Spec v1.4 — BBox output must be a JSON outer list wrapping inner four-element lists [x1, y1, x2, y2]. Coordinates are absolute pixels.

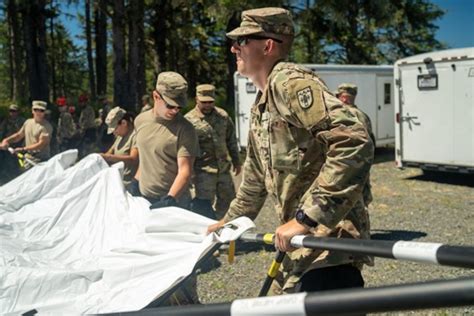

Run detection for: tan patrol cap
[[155, 72, 188, 108], [336, 83, 358, 97], [226, 7, 294, 40], [9, 104, 19, 111], [105, 106, 126, 134], [196, 84, 216, 102], [32, 100, 47, 111]]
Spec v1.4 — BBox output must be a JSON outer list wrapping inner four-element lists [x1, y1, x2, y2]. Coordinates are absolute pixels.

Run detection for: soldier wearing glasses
[[0, 100, 53, 169], [133, 72, 199, 210], [208, 8, 374, 295]]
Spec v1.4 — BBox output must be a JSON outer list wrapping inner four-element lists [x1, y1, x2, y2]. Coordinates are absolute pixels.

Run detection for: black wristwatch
[[295, 209, 318, 228]]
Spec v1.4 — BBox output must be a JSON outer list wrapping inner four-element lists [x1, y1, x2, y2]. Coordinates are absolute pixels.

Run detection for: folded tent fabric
[[0, 153, 254, 314]]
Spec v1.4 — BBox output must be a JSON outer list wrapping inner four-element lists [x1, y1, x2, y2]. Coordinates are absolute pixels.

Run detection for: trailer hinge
[[395, 79, 400, 86]]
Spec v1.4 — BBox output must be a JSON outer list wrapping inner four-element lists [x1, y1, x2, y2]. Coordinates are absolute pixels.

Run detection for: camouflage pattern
[[226, 7, 294, 39], [79, 105, 96, 131], [57, 111, 77, 144], [185, 106, 240, 218], [223, 62, 374, 294], [336, 83, 358, 97], [0, 116, 25, 143]]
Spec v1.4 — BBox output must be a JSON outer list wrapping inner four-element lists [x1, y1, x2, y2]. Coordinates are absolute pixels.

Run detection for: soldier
[[335, 83, 375, 209], [133, 71, 199, 304], [101, 107, 138, 191], [140, 94, 152, 113], [208, 8, 374, 294], [185, 84, 241, 219], [0, 104, 25, 179], [78, 94, 97, 156], [133, 72, 199, 208], [56, 97, 77, 152], [0, 104, 26, 141], [0, 101, 53, 169]]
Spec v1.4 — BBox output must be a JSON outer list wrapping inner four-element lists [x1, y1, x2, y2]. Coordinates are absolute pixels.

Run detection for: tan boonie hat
[[196, 84, 216, 102], [32, 100, 47, 111], [226, 7, 294, 40], [155, 72, 188, 108], [336, 83, 358, 97], [9, 104, 19, 111], [105, 106, 126, 134]]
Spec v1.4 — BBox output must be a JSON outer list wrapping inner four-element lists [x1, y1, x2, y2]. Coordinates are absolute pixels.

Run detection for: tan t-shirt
[[134, 111, 199, 198], [19, 118, 53, 160], [111, 130, 138, 187]]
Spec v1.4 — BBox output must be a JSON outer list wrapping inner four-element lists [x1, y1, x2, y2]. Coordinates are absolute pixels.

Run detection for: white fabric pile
[[0, 150, 254, 314]]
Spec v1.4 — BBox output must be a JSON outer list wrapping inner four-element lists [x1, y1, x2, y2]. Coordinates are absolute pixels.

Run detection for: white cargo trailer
[[394, 47, 474, 174], [234, 64, 395, 149]]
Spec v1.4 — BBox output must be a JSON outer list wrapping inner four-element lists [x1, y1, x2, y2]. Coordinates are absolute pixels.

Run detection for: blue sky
[[60, 0, 474, 50]]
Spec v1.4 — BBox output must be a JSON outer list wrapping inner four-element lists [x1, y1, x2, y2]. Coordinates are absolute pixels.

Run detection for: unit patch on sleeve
[[297, 86, 313, 109]]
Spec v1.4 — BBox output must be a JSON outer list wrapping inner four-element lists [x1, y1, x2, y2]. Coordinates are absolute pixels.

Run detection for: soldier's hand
[[275, 219, 310, 252], [13, 147, 24, 154], [233, 164, 242, 176], [207, 219, 225, 235], [0, 139, 8, 150]]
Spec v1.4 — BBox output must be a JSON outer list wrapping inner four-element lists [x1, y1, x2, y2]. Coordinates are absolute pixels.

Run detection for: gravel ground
[[197, 147, 474, 315]]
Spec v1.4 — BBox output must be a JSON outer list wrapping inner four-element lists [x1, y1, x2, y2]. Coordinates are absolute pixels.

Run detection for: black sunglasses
[[34, 109, 45, 113], [235, 35, 283, 46], [165, 103, 181, 111], [9, 109, 18, 112]]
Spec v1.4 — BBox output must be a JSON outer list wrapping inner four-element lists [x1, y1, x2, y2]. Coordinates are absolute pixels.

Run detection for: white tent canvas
[[0, 152, 254, 314]]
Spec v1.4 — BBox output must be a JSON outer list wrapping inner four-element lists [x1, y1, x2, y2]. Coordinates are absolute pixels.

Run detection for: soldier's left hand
[[13, 147, 24, 154], [275, 219, 310, 252], [233, 164, 242, 176]]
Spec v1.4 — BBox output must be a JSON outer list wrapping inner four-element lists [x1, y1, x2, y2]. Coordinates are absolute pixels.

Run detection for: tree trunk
[[85, 0, 96, 102], [6, 0, 24, 102], [112, 0, 128, 108], [225, 11, 240, 110], [50, 14, 57, 100], [128, 0, 145, 112], [23, 0, 49, 102], [152, 0, 167, 75], [95, 0, 107, 97]]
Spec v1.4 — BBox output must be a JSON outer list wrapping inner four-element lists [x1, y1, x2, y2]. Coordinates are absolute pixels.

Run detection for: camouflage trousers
[[193, 170, 236, 219]]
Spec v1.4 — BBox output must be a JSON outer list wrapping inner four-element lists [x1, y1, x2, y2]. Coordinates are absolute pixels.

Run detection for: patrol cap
[[196, 84, 215, 102], [155, 72, 188, 108], [32, 100, 47, 111], [226, 7, 294, 40], [336, 83, 358, 97], [9, 104, 19, 111], [105, 106, 126, 134]]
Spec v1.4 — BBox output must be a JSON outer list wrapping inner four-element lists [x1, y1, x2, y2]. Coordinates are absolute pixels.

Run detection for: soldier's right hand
[[0, 139, 9, 150]]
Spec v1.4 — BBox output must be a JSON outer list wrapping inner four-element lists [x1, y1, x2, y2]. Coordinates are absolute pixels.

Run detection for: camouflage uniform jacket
[[0, 116, 25, 141], [224, 62, 374, 273], [79, 105, 96, 131], [346, 104, 374, 206], [185, 106, 240, 174], [57, 111, 77, 141]]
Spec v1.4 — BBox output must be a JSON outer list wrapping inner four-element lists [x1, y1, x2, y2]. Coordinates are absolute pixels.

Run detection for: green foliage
[[0, 0, 446, 109]]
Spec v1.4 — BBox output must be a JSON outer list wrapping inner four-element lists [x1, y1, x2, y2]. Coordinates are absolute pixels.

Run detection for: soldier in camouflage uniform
[[0, 104, 25, 179], [78, 94, 97, 156], [335, 83, 375, 208], [185, 84, 241, 219], [208, 8, 374, 294], [56, 97, 77, 152]]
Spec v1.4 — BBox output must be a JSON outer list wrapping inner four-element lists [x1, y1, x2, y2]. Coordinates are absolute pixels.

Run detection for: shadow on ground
[[373, 147, 395, 164], [371, 229, 427, 241], [405, 171, 474, 188]]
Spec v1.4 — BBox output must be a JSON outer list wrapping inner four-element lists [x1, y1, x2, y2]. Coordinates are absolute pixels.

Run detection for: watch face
[[296, 210, 305, 222]]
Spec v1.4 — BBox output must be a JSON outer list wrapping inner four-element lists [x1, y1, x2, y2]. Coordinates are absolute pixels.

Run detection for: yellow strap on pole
[[263, 233, 274, 245], [17, 153, 25, 168], [228, 240, 235, 264]]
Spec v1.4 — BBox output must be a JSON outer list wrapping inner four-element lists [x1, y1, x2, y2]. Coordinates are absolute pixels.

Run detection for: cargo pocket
[[270, 117, 301, 172]]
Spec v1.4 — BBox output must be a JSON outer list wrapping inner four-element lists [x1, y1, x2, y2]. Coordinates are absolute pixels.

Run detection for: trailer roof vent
[[423, 57, 433, 64]]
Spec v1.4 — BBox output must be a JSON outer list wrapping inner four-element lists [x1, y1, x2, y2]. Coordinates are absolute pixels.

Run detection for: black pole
[[258, 250, 286, 297], [102, 277, 474, 316]]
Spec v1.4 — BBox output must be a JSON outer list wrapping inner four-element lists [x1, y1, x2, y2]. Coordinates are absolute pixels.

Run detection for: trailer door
[[376, 76, 395, 141], [400, 63, 454, 164], [235, 75, 257, 148]]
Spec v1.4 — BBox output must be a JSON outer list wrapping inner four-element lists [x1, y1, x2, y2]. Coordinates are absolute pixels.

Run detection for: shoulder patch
[[297, 86, 313, 109]]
